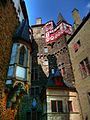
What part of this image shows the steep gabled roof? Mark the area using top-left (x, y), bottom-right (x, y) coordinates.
top-left (57, 11), bottom-right (66, 25)
top-left (46, 68), bottom-right (75, 89)
top-left (13, 19), bottom-right (30, 42)
top-left (54, 68), bottom-right (62, 77)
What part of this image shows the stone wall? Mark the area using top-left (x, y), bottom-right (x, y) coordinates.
top-left (0, 1), bottom-right (19, 119)
top-left (32, 25), bottom-right (75, 86)
top-left (68, 16), bottom-right (90, 120)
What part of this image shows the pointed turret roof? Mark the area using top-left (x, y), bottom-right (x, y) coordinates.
top-left (57, 11), bottom-right (66, 25)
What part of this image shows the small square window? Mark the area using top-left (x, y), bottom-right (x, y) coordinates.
top-left (45, 60), bottom-right (48, 65)
top-left (52, 69), bottom-right (54, 74)
top-left (77, 40), bottom-right (81, 47)
top-left (44, 47), bottom-right (48, 53)
top-left (41, 34), bottom-right (45, 38)
top-left (55, 76), bottom-right (63, 85)
top-left (74, 43), bottom-right (78, 52)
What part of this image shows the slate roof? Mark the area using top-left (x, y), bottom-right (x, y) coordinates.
top-left (54, 68), bottom-right (62, 77)
top-left (46, 68), bottom-right (75, 89)
top-left (13, 19), bottom-right (30, 42)
top-left (57, 11), bottom-right (66, 25)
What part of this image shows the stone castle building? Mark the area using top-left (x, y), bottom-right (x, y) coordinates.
top-left (68, 10), bottom-right (90, 120)
top-left (0, 0), bottom-right (90, 120)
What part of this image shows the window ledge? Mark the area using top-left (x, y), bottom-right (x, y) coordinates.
top-left (48, 112), bottom-right (80, 114)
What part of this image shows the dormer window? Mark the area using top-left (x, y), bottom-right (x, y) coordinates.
top-left (55, 76), bottom-right (63, 85)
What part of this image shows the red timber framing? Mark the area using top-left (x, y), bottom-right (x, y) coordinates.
top-left (45, 21), bottom-right (73, 43)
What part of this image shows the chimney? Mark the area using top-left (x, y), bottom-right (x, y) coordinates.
top-left (72, 9), bottom-right (81, 30)
top-left (36, 17), bottom-right (42, 25)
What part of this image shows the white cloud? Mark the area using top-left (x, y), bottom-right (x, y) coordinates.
top-left (86, 3), bottom-right (90, 8)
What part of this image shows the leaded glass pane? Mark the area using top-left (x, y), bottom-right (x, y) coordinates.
top-left (19, 47), bottom-right (25, 66)
top-left (6, 80), bottom-right (12, 85)
top-left (7, 66), bottom-right (14, 77)
top-left (10, 43), bottom-right (17, 64)
top-left (16, 66), bottom-right (26, 79)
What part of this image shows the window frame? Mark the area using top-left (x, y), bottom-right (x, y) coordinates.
top-left (80, 57), bottom-right (90, 78)
top-left (51, 100), bottom-right (63, 112)
top-left (57, 101), bottom-right (63, 112)
top-left (67, 101), bottom-right (73, 112)
top-left (45, 60), bottom-right (48, 65)
top-left (55, 76), bottom-right (63, 85)
top-left (41, 34), bottom-right (45, 38)
top-left (51, 100), bottom-right (57, 112)
top-left (44, 47), bottom-right (48, 53)
top-left (51, 68), bottom-right (54, 74)
top-left (74, 43), bottom-right (78, 52)
top-left (18, 46), bottom-right (26, 66)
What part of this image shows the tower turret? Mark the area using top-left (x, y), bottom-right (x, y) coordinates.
top-left (57, 11), bottom-right (66, 25)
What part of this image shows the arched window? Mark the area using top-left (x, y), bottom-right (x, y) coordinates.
top-left (19, 47), bottom-right (26, 66)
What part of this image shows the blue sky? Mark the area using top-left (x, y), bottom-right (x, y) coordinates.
top-left (24, 0), bottom-right (90, 26)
